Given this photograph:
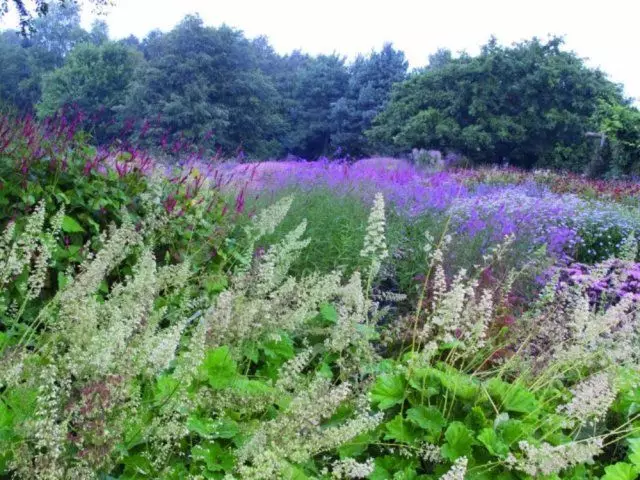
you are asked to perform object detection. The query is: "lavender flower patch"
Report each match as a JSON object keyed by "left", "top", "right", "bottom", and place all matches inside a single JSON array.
[
  {"left": 447, "top": 183, "right": 584, "bottom": 259},
  {"left": 220, "top": 157, "right": 467, "bottom": 215},
  {"left": 557, "top": 259, "right": 640, "bottom": 307},
  {"left": 211, "top": 158, "right": 640, "bottom": 265},
  {"left": 448, "top": 182, "right": 640, "bottom": 262}
]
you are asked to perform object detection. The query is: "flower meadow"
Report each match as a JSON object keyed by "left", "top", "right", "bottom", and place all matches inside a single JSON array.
[{"left": 1, "top": 116, "right": 640, "bottom": 480}]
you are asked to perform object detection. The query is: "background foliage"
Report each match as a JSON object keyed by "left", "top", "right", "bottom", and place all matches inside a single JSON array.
[{"left": 1, "top": 4, "right": 640, "bottom": 174}]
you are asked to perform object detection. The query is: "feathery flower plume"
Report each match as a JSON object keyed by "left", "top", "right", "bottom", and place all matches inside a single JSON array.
[
  {"left": 360, "top": 192, "right": 388, "bottom": 277},
  {"left": 507, "top": 439, "right": 603, "bottom": 477},
  {"left": 439, "top": 457, "right": 468, "bottom": 480},
  {"left": 557, "top": 373, "right": 617, "bottom": 427}
]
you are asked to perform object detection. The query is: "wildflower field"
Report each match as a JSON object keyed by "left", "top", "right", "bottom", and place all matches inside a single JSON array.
[{"left": 1, "top": 115, "right": 640, "bottom": 480}]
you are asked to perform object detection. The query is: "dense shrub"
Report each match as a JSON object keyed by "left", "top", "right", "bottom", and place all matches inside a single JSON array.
[{"left": 368, "top": 37, "right": 628, "bottom": 172}]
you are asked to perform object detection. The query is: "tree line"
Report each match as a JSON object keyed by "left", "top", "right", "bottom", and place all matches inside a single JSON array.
[{"left": 1, "top": 3, "right": 639, "bottom": 175}]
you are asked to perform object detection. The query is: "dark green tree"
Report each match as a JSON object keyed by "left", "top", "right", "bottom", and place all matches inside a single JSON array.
[
  {"left": 368, "top": 37, "right": 625, "bottom": 170},
  {"left": 425, "top": 48, "right": 454, "bottom": 70},
  {"left": 284, "top": 54, "right": 349, "bottom": 158},
  {"left": 259, "top": 50, "right": 311, "bottom": 155},
  {"left": 118, "top": 34, "right": 140, "bottom": 50},
  {"left": 25, "top": 2, "right": 88, "bottom": 61},
  {"left": 37, "top": 41, "right": 140, "bottom": 142},
  {"left": 330, "top": 43, "right": 407, "bottom": 156},
  {"left": 1, "top": 3, "right": 89, "bottom": 111},
  {"left": 0, "top": 30, "right": 31, "bottom": 110},
  {"left": 121, "top": 15, "right": 284, "bottom": 157},
  {"left": 592, "top": 101, "right": 640, "bottom": 177},
  {"left": 88, "top": 19, "right": 109, "bottom": 45}
]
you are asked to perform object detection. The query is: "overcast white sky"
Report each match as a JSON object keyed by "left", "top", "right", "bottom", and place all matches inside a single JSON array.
[{"left": 3, "top": 0, "right": 640, "bottom": 101}]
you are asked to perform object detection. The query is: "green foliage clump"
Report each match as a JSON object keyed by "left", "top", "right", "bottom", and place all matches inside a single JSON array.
[
  {"left": 0, "top": 8, "right": 406, "bottom": 159},
  {"left": 330, "top": 43, "right": 408, "bottom": 157},
  {"left": 37, "top": 41, "right": 141, "bottom": 143},
  {"left": 282, "top": 54, "right": 350, "bottom": 158},
  {"left": 368, "top": 36, "right": 628, "bottom": 172},
  {"left": 1, "top": 3, "right": 91, "bottom": 111},
  {"left": 0, "top": 116, "right": 229, "bottom": 341},
  {"left": 594, "top": 101, "right": 640, "bottom": 178},
  {"left": 120, "top": 15, "right": 286, "bottom": 158},
  {"left": 2, "top": 7, "right": 640, "bottom": 171}
]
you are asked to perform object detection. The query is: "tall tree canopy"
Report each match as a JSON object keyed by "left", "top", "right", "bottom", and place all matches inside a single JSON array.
[
  {"left": 330, "top": 43, "right": 408, "bottom": 156},
  {"left": 37, "top": 41, "right": 140, "bottom": 143},
  {"left": 120, "top": 15, "right": 284, "bottom": 157},
  {"left": 0, "top": 3, "right": 88, "bottom": 111},
  {"left": 1, "top": 10, "right": 639, "bottom": 174},
  {"left": 284, "top": 54, "right": 349, "bottom": 158},
  {"left": 368, "top": 37, "right": 627, "bottom": 170},
  {"left": 0, "top": 30, "right": 30, "bottom": 110}
]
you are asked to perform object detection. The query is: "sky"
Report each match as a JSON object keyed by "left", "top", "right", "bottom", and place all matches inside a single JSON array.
[{"left": 2, "top": 0, "right": 640, "bottom": 101}]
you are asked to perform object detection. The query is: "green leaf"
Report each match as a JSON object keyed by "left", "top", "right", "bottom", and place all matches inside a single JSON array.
[
  {"left": 496, "top": 419, "right": 528, "bottom": 446},
  {"left": 54, "top": 191, "right": 70, "bottom": 204},
  {"left": 408, "top": 367, "right": 441, "bottom": 394},
  {"left": 319, "top": 302, "right": 338, "bottom": 324},
  {"left": 187, "top": 416, "right": 218, "bottom": 437},
  {"left": 485, "top": 378, "right": 539, "bottom": 414},
  {"left": 406, "top": 405, "right": 446, "bottom": 436},
  {"left": 371, "top": 455, "right": 418, "bottom": 480},
  {"left": 122, "top": 454, "right": 153, "bottom": 476},
  {"left": 283, "top": 463, "right": 311, "bottom": 480},
  {"left": 187, "top": 416, "right": 238, "bottom": 439},
  {"left": 437, "top": 365, "right": 480, "bottom": 400},
  {"left": 213, "top": 418, "right": 239, "bottom": 439},
  {"left": 465, "top": 406, "right": 489, "bottom": 431},
  {"left": 65, "top": 245, "right": 82, "bottom": 262},
  {"left": 85, "top": 216, "right": 101, "bottom": 234},
  {"left": 262, "top": 336, "right": 295, "bottom": 361},
  {"left": 61, "top": 215, "right": 85, "bottom": 233},
  {"left": 205, "top": 276, "right": 228, "bottom": 295},
  {"left": 370, "top": 464, "right": 392, "bottom": 480},
  {"left": 477, "top": 428, "right": 509, "bottom": 458},
  {"left": 317, "top": 361, "right": 334, "bottom": 379},
  {"left": 628, "top": 438, "right": 640, "bottom": 467},
  {"left": 412, "top": 365, "right": 480, "bottom": 401},
  {"left": 0, "top": 401, "right": 14, "bottom": 442},
  {"left": 371, "top": 374, "right": 407, "bottom": 409},
  {"left": 163, "top": 462, "right": 189, "bottom": 479},
  {"left": 192, "top": 442, "right": 235, "bottom": 472},
  {"left": 232, "top": 378, "right": 274, "bottom": 396},
  {"left": 202, "top": 346, "right": 238, "bottom": 389},
  {"left": 371, "top": 359, "right": 397, "bottom": 375},
  {"left": 98, "top": 279, "right": 109, "bottom": 293},
  {"left": 384, "top": 414, "right": 421, "bottom": 444},
  {"left": 441, "top": 422, "right": 475, "bottom": 461},
  {"left": 601, "top": 462, "right": 639, "bottom": 480},
  {"left": 242, "top": 341, "right": 260, "bottom": 363},
  {"left": 391, "top": 467, "right": 418, "bottom": 480},
  {"left": 338, "top": 431, "right": 377, "bottom": 458},
  {"left": 0, "top": 450, "right": 9, "bottom": 475},
  {"left": 57, "top": 271, "right": 69, "bottom": 290},
  {"left": 153, "top": 375, "right": 180, "bottom": 404}
]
